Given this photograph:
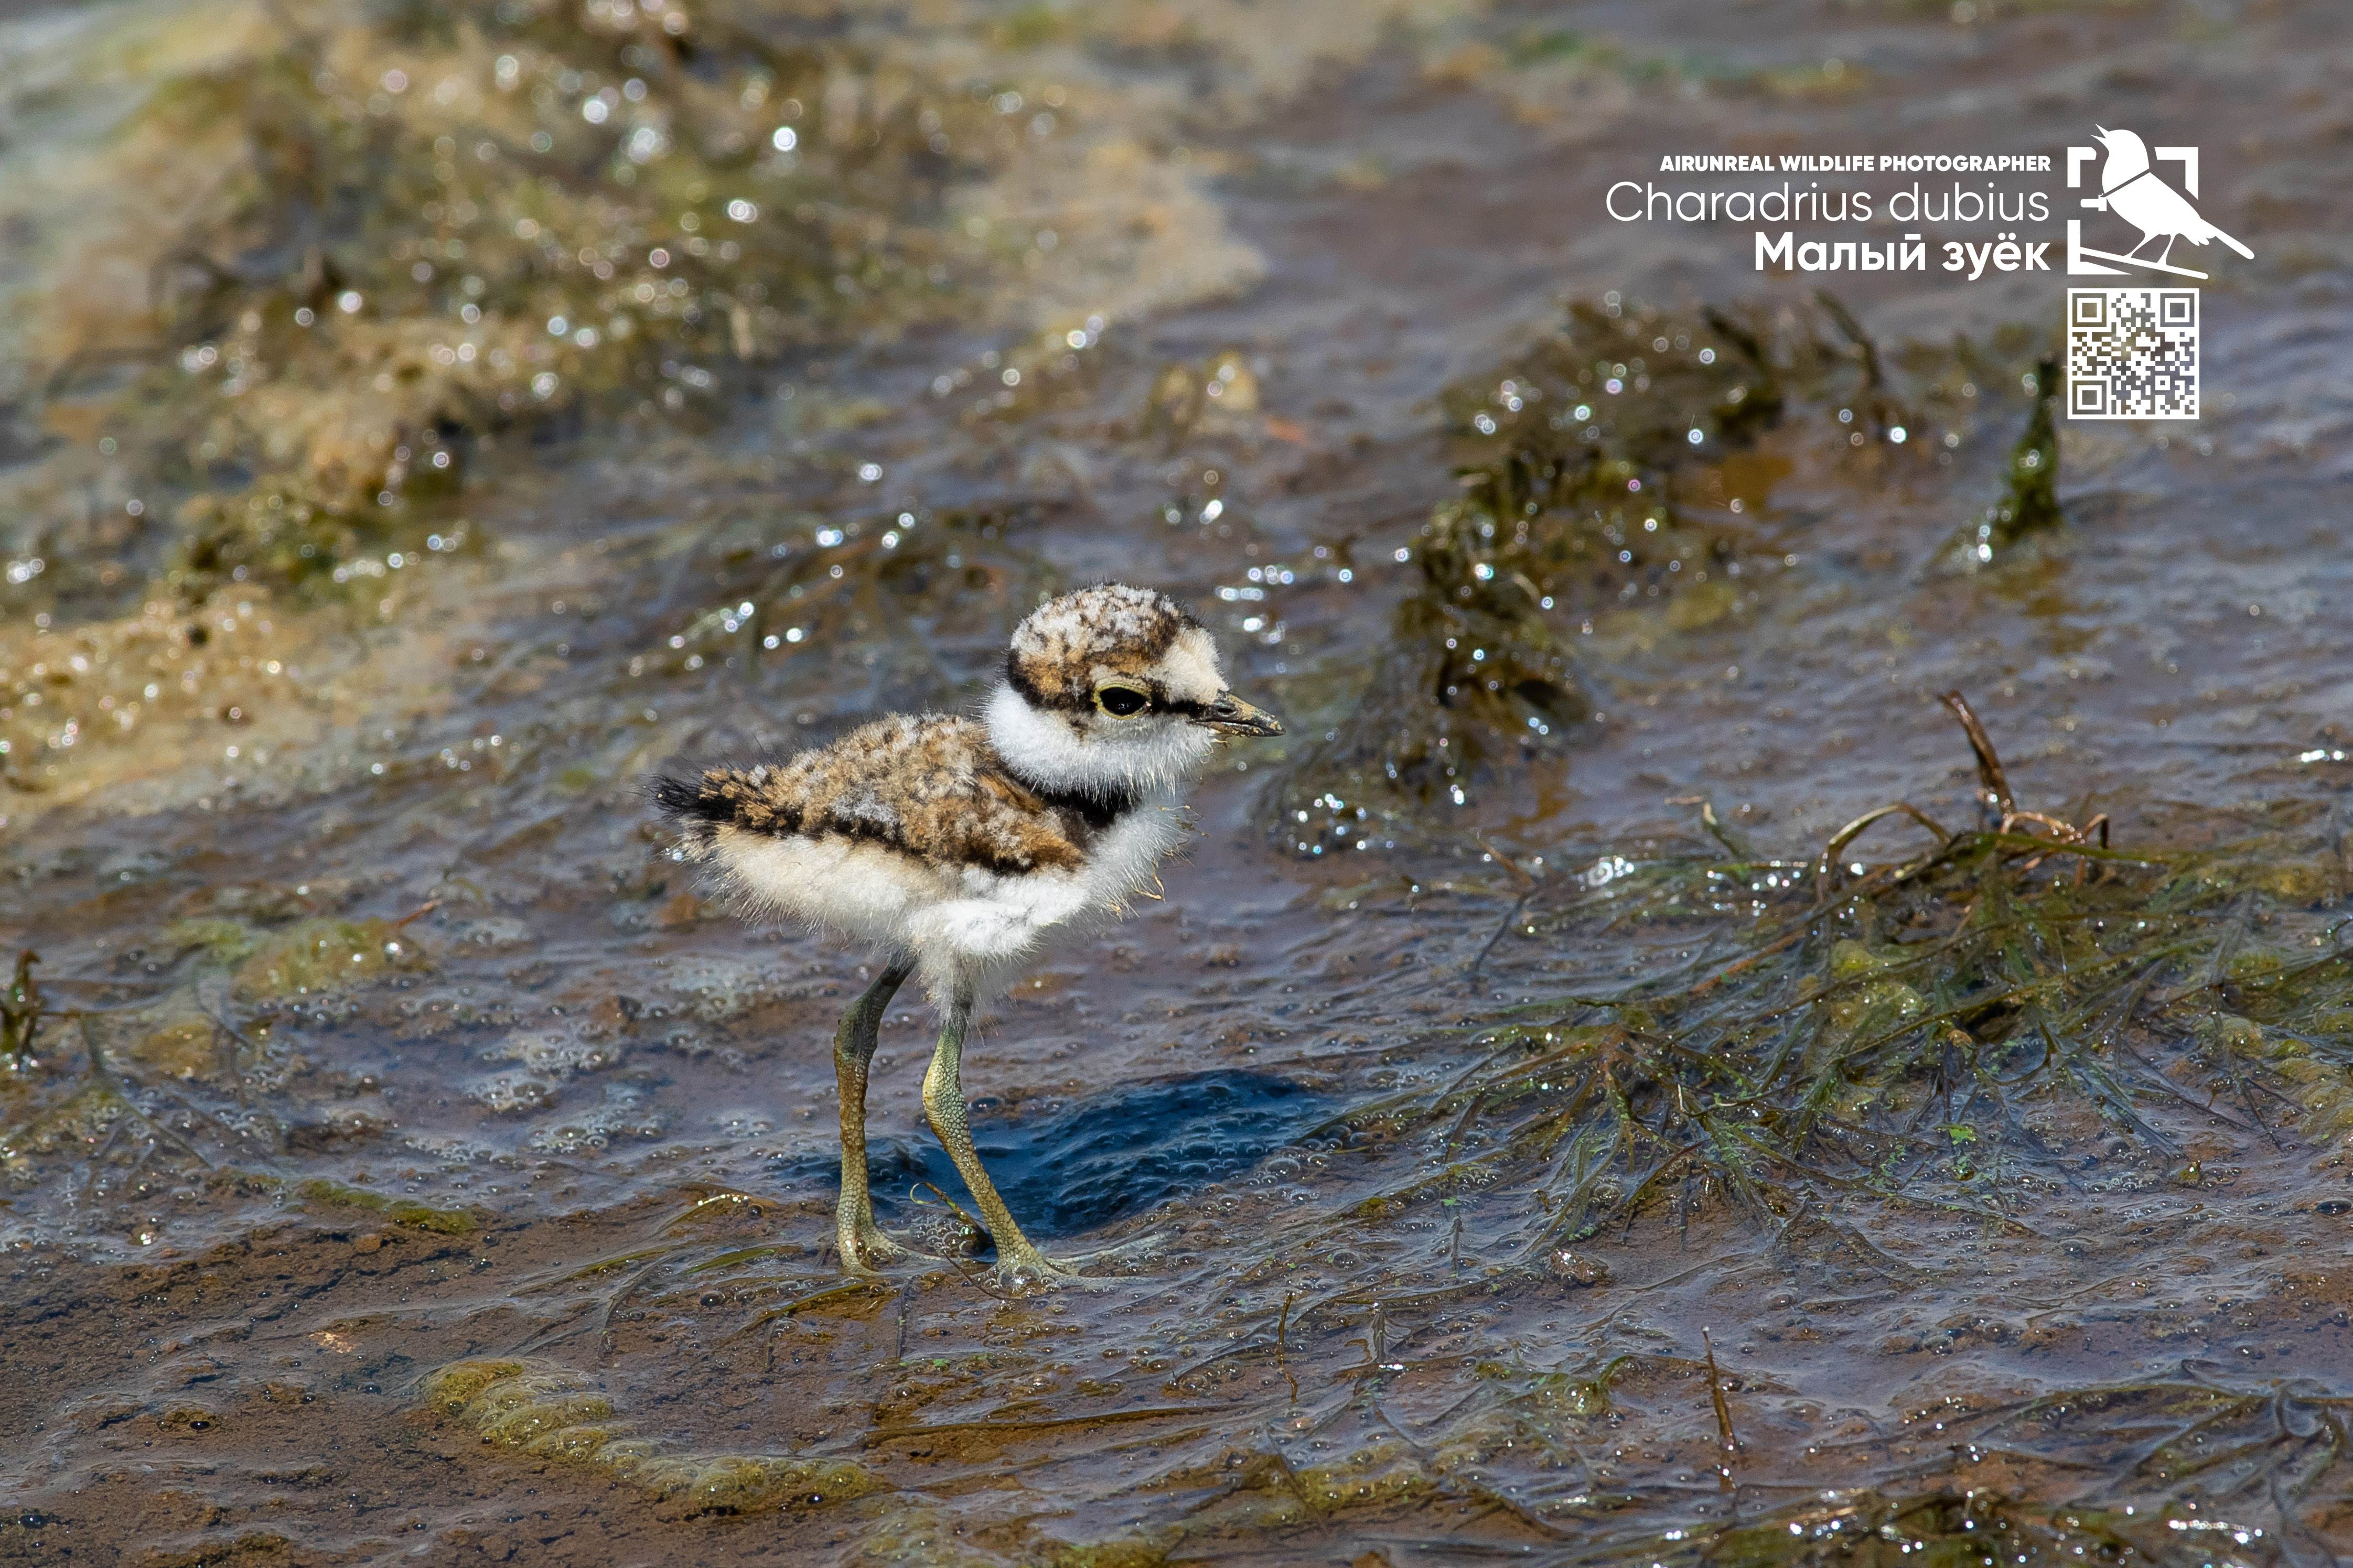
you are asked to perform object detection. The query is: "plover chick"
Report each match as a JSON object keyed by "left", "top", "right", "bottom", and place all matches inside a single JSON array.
[{"left": 653, "top": 583, "right": 1282, "bottom": 1292}]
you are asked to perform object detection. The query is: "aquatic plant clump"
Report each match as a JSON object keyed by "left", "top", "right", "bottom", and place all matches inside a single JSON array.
[
  {"left": 41, "top": 0, "right": 1007, "bottom": 600},
  {"left": 1446, "top": 698, "right": 2353, "bottom": 1248},
  {"left": 1273, "top": 300, "right": 1786, "bottom": 849}
]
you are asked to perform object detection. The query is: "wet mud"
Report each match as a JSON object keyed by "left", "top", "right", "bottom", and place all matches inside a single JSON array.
[{"left": 6, "top": 0, "right": 2353, "bottom": 1563}]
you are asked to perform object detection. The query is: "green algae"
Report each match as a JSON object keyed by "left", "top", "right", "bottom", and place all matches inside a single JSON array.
[
  {"left": 295, "top": 1176, "right": 479, "bottom": 1235},
  {"left": 27, "top": 0, "right": 1006, "bottom": 606},
  {"left": 1272, "top": 301, "right": 2077, "bottom": 851},
  {"left": 1684, "top": 1489, "right": 2166, "bottom": 1568},
  {"left": 421, "top": 1356, "right": 884, "bottom": 1515},
  {"left": 159, "top": 913, "right": 428, "bottom": 1000},
  {"left": 1273, "top": 298, "right": 1789, "bottom": 847},
  {"left": 1438, "top": 703, "right": 2353, "bottom": 1249},
  {"left": 229, "top": 916, "right": 427, "bottom": 999}
]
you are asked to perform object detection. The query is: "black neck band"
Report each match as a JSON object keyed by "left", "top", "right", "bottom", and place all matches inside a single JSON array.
[{"left": 1015, "top": 770, "right": 1139, "bottom": 830}]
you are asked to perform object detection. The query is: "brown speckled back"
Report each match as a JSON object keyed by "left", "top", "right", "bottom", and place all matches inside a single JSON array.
[{"left": 654, "top": 715, "right": 1118, "bottom": 876}]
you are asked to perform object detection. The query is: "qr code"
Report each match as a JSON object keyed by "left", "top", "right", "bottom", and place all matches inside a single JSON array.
[{"left": 2066, "top": 288, "right": 2198, "bottom": 419}]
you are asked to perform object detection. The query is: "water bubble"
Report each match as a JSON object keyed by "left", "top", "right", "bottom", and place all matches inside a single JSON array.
[
  {"left": 771, "top": 126, "right": 797, "bottom": 151},
  {"left": 336, "top": 291, "right": 363, "bottom": 314}
]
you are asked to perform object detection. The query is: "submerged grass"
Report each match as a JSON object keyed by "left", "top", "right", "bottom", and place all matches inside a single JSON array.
[
  {"left": 1430, "top": 694, "right": 2353, "bottom": 1250},
  {"left": 1940, "top": 353, "right": 2063, "bottom": 570},
  {"left": 1270, "top": 294, "right": 2010, "bottom": 851}
]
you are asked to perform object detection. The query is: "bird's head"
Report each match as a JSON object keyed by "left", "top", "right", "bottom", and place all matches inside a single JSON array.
[{"left": 987, "top": 582, "right": 1283, "bottom": 797}]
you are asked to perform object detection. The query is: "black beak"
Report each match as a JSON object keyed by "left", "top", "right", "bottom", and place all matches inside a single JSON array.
[{"left": 1197, "top": 690, "right": 1284, "bottom": 737}]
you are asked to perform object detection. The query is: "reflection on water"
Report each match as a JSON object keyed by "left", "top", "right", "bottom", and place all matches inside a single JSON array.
[{"left": 6, "top": 0, "right": 2353, "bottom": 1562}]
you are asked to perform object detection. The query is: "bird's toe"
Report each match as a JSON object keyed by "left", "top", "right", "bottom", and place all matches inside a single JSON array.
[{"left": 991, "top": 1251, "right": 1109, "bottom": 1296}]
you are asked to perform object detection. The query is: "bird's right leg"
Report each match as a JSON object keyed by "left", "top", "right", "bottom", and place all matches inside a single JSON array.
[
  {"left": 920, "top": 987, "right": 1084, "bottom": 1294},
  {"left": 834, "top": 956, "right": 915, "bottom": 1275}
]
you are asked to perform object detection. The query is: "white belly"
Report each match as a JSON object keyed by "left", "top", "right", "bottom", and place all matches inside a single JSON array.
[{"left": 709, "top": 799, "right": 1190, "bottom": 999}]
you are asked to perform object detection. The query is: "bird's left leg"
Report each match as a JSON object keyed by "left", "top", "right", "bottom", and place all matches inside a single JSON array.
[
  {"left": 920, "top": 986, "right": 1084, "bottom": 1293},
  {"left": 834, "top": 956, "right": 916, "bottom": 1275},
  {"left": 2156, "top": 233, "right": 2177, "bottom": 268}
]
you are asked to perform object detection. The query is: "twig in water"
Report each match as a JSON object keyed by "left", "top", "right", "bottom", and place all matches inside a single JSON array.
[
  {"left": 1703, "top": 1326, "right": 1739, "bottom": 1494},
  {"left": 1668, "top": 794, "right": 1754, "bottom": 860},
  {"left": 1941, "top": 691, "right": 2015, "bottom": 818},
  {"left": 1276, "top": 1292, "right": 1298, "bottom": 1402},
  {"left": 1469, "top": 839, "right": 1539, "bottom": 977},
  {"left": 1814, "top": 802, "right": 1951, "bottom": 900},
  {"left": 895, "top": 1277, "right": 918, "bottom": 1362},
  {"left": 1367, "top": 1300, "right": 1394, "bottom": 1370}
]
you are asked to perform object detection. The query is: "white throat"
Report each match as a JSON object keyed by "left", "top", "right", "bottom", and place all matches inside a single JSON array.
[{"left": 983, "top": 682, "right": 1215, "bottom": 800}]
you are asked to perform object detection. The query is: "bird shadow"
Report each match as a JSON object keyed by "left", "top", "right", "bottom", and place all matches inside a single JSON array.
[{"left": 773, "top": 1068, "right": 1336, "bottom": 1242}]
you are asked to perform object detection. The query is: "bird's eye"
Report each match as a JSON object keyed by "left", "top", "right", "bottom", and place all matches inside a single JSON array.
[{"left": 1093, "top": 683, "right": 1151, "bottom": 718}]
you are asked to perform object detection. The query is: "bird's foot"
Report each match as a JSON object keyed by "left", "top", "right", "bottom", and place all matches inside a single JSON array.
[
  {"left": 839, "top": 1213, "right": 983, "bottom": 1278},
  {"left": 990, "top": 1243, "right": 1110, "bottom": 1297},
  {"left": 837, "top": 1221, "right": 910, "bottom": 1278}
]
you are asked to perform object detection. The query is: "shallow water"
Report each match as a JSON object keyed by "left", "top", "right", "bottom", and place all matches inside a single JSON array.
[{"left": 5, "top": 1, "right": 2353, "bottom": 1563}]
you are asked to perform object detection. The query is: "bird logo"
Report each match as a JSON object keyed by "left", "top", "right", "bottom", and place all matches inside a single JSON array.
[{"left": 2067, "top": 127, "right": 2251, "bottom": 279}]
